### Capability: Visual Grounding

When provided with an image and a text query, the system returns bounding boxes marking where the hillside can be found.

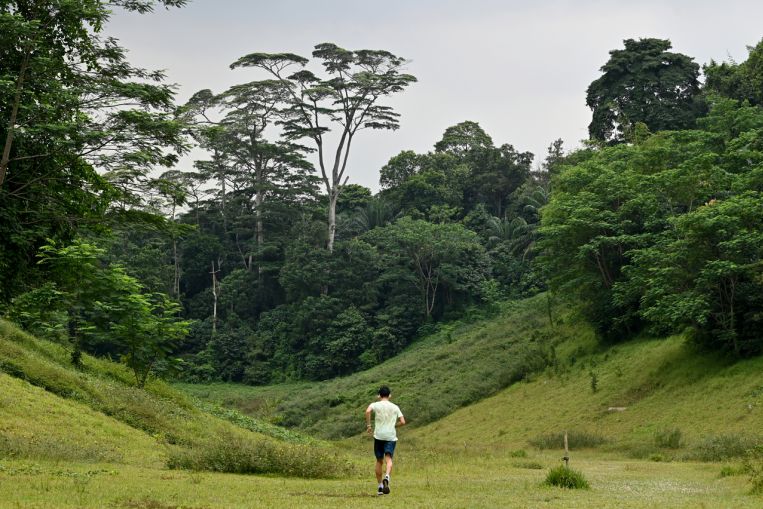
[184,295,763,459]
[0,319,346,478]
[180,294,583,438]
[413,333,763,460]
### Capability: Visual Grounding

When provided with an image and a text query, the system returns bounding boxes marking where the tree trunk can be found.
[67,308,82,367]
[255,165,264,277]
[172,239,180,297]
[210,261,219,334]
[255,208,264,277]
[0,47,31,188]
[327,188,339,252]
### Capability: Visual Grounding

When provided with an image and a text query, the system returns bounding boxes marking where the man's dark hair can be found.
[378,386,391,397]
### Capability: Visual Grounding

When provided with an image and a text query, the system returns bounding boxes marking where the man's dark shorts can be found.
[374,439,397,459]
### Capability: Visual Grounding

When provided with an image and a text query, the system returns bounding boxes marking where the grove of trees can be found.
[1,2,761,387]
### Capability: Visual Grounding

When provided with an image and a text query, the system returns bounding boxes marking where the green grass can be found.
[407,332,763,461]
[179,294,577,439]
[0,319,350,477]
[0,449,761,508]
[3,295,763,506]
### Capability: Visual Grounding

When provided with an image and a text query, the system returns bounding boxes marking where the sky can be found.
[108,0,763,192]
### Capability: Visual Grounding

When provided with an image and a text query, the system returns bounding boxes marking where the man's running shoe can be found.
[377,486,384,496]
[382,477,390,494]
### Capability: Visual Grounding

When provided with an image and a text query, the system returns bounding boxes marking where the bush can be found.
[685,434,759,462]
[743,445,763,494]
[166,432,352,479]
[719,465,745,478]
[544,465,590,489]
[654,428,683,449]
[514,460,544,470]
[529,430,607,450]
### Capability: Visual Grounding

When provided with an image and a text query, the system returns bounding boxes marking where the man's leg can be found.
[382,453,393,494]
[375,458,383,484]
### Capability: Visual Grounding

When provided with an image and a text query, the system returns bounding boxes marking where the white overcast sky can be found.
[109,0,763,192]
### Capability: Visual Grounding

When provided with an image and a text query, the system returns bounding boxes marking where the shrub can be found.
[743,445,763,494]
[685,434,759,462]
[509,449,528,458]
[166,432,351,479]
[514,460,544,470]
[529,430,607,450]
[544,465,590,489]
[719,465,745,478]
[654,428,683,449]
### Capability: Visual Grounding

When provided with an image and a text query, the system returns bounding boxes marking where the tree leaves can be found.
[586,38,701,143]
[543,99,763,351]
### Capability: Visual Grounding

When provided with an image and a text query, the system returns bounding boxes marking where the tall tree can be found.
[379,150,422,190]
[230,43,417,251]
[365,217,489,318]
[0,0,187,303]
[1,0,187,188]
[586,38,701,143]
[434,120,493,156]
[217,81,314,272]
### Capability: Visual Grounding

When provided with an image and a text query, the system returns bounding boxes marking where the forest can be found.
[2,1,762,389]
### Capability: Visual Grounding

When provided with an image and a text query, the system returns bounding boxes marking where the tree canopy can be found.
[586,38,701,143]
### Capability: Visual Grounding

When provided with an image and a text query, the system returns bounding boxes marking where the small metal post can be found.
[563,430,570,468]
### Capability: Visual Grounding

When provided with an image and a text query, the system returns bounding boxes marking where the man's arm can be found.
[397,415,406,427]
[365,405,374,435]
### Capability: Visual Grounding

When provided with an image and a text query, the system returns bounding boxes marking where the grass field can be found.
[0,446,759,508]
[2,299,763,507]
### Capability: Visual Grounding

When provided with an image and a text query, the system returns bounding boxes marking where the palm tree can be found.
[350,197,396,232]
[488,184,549,260]
[487,216,535,259]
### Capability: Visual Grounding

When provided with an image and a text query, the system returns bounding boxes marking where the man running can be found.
[365,385,405,496]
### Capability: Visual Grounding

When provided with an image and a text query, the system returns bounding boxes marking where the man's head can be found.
[378,386,391,398]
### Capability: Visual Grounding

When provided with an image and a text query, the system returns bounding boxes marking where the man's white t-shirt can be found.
[370,400,404,441]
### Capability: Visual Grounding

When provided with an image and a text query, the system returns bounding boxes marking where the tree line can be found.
[544,37,763,356]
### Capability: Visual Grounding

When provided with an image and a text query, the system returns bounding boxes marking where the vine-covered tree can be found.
[586,38,701,143]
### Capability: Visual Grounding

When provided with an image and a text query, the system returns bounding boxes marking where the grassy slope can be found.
[412,333,763,455]
[0,319,336,474]
[180,295,575,439]
[0,372,161,466]
[184,295,763,455]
